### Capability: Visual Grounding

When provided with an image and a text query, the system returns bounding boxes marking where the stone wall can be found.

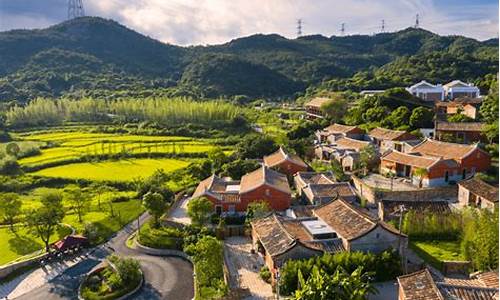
[0,252,47,279]
[351,175,457,204]
[442,260,472,276]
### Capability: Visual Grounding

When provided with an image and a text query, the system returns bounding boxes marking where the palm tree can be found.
[413,168,428,188]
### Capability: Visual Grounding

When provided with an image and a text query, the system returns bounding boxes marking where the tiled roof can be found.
[294,172,336,190]
[192,174,241,201]
[369,127,417,141]
[303,182,356,202]
[323,123,363,135]
[240,166,291,194]
[411,139,479,160]
[381,200,451,217]
[408,80,440,90]
[438,283,499,300]
[459,177,499,203]
[305,97,331,108]
[436,122,486,132]
[382,150,440,169]
[444,80,472,88]
[264,147,308,169]
[335,137,371,151]
[289,205,315,218]
[313,199,377,240]
[398,269,444,300]
[476,271,499,289]
[251,214,296,257]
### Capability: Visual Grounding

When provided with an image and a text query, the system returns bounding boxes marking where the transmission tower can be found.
[381,19,385,33]
[415,13,420,28]
[340,23,345,36]
[68,0,85,20]
[297,19,303,37]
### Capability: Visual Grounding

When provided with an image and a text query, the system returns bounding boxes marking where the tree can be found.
[359,145,377,175]
[320,95,348,123]
[187,197,213,225]
[294,266,376,300]
[65,185,91,223]
[479,77,499,124]
[363,106,389,123]
[246,201,270,222]
[0,192,22,232]
[27,191,65,252]
[89,183,115,209]
[409,107,434,129]
[142,191,166,227]
[447,112,474,123]
[5,142,20,157]
[412,168,428,188]
[207,147,228,173]
[382,106,410,129]
[236,134,278,159]
[221,159,260,179]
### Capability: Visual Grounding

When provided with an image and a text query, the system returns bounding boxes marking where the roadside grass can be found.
[0,225,72,265]
[410,240,464,270]
[31,158,191,182]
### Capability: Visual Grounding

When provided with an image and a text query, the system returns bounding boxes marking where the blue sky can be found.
[0,0,498,45]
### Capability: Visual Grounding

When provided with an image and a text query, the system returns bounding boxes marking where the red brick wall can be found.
[461,148,491,173]
[239,184,291,211]
[272,160,308,177]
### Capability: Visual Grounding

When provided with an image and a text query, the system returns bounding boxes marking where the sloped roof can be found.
[458,177,499,203]
[438,283,499,300]
[436,122,486,132]
[382,150,441,169]
[411,139,479,161]
[381,200,451,217]
[476,271,499,289]
[52,235,88,251]
[408,80,440,90]
[264,147,308,169]
[369,127,417,141]
[336,137,371,151]
[398,269,445,300]
[323,123,364,135]
[305,97,331,108]
[294,172,336,191]
[313,199,377,240]
[192,174,240,200]
[303,182,356,202]
[444,80,472,89]
[240,166,291,194]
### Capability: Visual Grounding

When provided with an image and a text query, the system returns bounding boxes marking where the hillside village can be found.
[0,11,498,300]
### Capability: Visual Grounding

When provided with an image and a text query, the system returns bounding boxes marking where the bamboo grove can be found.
[5,98,243,128]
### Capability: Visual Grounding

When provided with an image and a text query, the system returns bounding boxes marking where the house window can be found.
[444,171,449,182]
[265,189,271,196]
[376,233,380,239]
[395,143,402,152]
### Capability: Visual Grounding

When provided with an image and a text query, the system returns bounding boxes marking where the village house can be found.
[368,127,420,154]
[435,97,483,120]
[294,171,357,205]
[315,123,365,144]
[304,97,330,119]
[435,121,487,144]
[251,198,407,283]
[380,139,491,187]
[315,137,372,171]
[443,80,480,99]
[406,80,445,101]
[263,147,308,176]
[458,177,499,212]
[397,268,499,300]
[192,166,292,213]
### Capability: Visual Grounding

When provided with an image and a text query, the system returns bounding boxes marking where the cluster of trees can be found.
[402,207,499,271]
[279,250,401,296]
[5,98,244,129]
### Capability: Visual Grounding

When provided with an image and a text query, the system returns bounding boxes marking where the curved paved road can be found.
[15,214,194,300]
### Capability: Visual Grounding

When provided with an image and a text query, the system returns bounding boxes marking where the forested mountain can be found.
[0,16,497,102]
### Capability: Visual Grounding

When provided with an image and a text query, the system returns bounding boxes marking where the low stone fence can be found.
[442,260,472,276]
[134,239,191,261]
[0,252,47,280]
[351,175,457,204]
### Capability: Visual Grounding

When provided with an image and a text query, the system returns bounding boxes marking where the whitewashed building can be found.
[406,80,445,101]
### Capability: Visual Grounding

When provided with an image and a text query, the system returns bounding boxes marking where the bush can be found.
[259,266,271,283]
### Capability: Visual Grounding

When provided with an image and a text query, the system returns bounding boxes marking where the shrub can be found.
[259,266,271,283]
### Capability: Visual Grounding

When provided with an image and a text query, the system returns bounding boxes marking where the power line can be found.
[68,0,85,20]
[297,19,302,37]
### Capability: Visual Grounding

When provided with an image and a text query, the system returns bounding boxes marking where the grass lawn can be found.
[0,225,72,266]
[410,240,464,269]
[31,158,191,182]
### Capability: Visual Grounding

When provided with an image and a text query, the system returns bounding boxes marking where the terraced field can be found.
[32,158,191,182]
[11,130,224,168]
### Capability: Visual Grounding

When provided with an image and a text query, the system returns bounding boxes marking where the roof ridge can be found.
[337,198,377,224]
[272,214,296,243]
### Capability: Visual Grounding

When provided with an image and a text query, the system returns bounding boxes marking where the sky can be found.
[0,0,498,45]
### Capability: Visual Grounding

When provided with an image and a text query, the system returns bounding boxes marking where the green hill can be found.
[0,16,497,101]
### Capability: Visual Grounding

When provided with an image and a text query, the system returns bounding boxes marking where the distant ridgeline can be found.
[0,16,497,102]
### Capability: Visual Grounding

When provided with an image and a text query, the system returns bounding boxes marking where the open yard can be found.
[410,240,464,269]
[31,158,191,182]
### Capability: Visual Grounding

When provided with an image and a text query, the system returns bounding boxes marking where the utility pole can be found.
[415,13,420,28]
[297,19,303,37]
[381,19,385,33]
[340,23,345,36]
[398,205,407,273]
[68,0,85,20]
